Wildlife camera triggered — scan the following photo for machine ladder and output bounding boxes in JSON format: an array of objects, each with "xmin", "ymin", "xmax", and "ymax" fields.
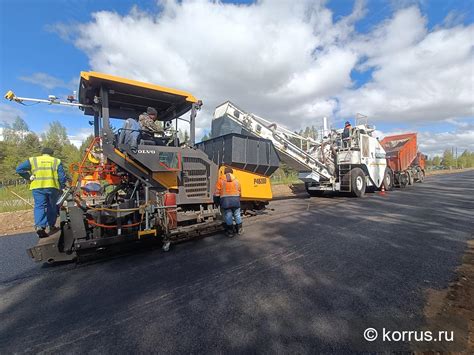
[{"xmin": 338, "ymin": 165, "xmax": 352, "ymax": 192}]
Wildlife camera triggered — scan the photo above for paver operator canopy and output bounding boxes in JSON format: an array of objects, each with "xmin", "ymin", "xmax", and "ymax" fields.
[
  {"xmin": 78, "ymin": 71, "xmax": 202, "ymax": 145},
  {"xmin": 79, "ymin": 71, "xmax": 199, "ymax": 121}
]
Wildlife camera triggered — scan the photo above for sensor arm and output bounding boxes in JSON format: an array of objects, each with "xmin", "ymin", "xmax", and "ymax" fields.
[{"xmin": 4, "ymin": 90, "xmax": 92, "ymax": 109}]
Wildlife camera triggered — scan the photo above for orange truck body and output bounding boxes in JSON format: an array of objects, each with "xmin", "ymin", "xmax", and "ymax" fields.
[{"xmin": 380, "ymin": 133, "xmax": 425, "ymax": 172}]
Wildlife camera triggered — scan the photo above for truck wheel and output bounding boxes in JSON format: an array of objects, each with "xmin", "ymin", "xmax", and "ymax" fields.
[
  {"xmin": 383, "ymin": 167, "xmax": 394, "ymax": 191},
  {"xmin": 399, "ymin": 173, "xmax": 408, "ymax": 188},
  {"xmin": 416, "ymin": 169, "xmax": 425, "ymax": 183},
  {"xmin": 407, "ymin": 171, "xmax": 414, "ymax": 186},
  {"xmin": 350, "ymin": 168, "xmax": 366, "ymax": 197}
]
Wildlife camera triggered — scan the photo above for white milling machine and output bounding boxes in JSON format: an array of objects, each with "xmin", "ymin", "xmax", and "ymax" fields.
[{"xmin": 213, "ymin": 102, "xmax": 392, "ymax": 197}]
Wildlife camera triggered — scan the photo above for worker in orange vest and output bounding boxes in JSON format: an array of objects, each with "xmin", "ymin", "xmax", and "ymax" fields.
[
  {"xmin": 214, "ymin": 167, "xmax": 243, "ymax": 237},
  {"xmin": 342, "ymin": 121, "xmax": 352, "ymax": 147}
]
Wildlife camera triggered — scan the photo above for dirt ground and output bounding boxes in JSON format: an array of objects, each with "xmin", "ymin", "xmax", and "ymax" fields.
[
  {"xmin": 414, "ymin": 239, "xmax": 474, "ymax": 352},
  {"xmin": 0, "ymin": 210, "xmax": 34, "ymax": 236}
]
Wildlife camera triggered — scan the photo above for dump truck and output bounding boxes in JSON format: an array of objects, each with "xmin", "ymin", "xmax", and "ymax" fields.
[
  {"xmin": 5, "ymin": 72, "xmax": 279, "ymax": 263},
  {"xmin": 212, "ymin": 101, "xmax": 392, "ymax": 197},
  {"xmin": 380, "ymin": 133, "xmax": 426, "ymax": 188}
]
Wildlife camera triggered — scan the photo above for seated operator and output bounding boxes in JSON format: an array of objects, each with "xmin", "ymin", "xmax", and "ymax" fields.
[{"xmin": 139, "ymin": 107, "xmax": 163, "ymax": 135}]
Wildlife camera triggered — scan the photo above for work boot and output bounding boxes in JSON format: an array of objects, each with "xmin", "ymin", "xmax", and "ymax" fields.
[
  {"xmin": 35, "ymin": 226, "xmax": 48, "ymax": 238},
  {"xmin": 225, "ymin": 225, "xmax": 235, "ymax": 238},
  {"xmin": 236, "ymin": 223, "xmax": 244, "ymax": 235},
  {"xmin": 48, "ymin": 226, "xmax": 61, "ymax": 236}
]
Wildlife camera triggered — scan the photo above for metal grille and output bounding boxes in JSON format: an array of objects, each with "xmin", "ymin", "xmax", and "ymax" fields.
[{"xmin": 182, "ymin": 157, "xmax": 210, "ymax": 198}]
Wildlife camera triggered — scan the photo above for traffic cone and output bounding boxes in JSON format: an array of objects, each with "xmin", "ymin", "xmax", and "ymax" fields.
[{"xmin": 379, "ymin": 184, "xmax": 386, "ymax": 196}]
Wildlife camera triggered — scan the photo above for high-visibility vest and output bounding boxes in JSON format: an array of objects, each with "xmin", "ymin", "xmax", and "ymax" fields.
[
  {"xmin": 28, "ymin": 154, "xmax": 60, "ymax": 190},
  {"xmin": 216, "ymin": 173, "xmax": 241, "ymax": 197}
]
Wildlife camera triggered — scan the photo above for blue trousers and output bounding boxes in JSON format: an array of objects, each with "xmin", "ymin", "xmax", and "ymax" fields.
[
  {"xmin": 32, "ymin": 188, "xmax": 60, "ymax": 228},
  {"xmin": 223, "ymin": 207, "xmax": 242, "ymax": 226}
]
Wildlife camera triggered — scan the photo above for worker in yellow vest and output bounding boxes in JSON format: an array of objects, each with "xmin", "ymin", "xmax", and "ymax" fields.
[{"xmin": 16, "ymin": 148, "xmax": 67, "ymax": 238}]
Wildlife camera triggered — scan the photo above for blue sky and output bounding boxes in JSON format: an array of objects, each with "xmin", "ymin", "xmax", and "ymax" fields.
[
  {"xmin": 0, "ymin": 0, "xmax": 473, "ymax": 155},
  {"xmin": 0, "ymin": 0, "xmax": 160, "ymax": 140}
]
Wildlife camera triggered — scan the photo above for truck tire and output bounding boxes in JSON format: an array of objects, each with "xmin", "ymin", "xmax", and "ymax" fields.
[
  {"xmin": 407, "ymin": 171, "xmax": 414, "ymax": 186},
  {"xmin": 350, "ymin": 168, "xmax": 366, "ymax": 198},
  {"xmin": 419, "ymin": 170, "xmax": 425, "ymax": 182},
  {"xmin": 399, "ymin": 173, "xmax": 408, "ymax": 188},
  {"xmin": 416, "ymin": 168, "xmax": 425, "ymax": 183},
  {"xmin": 383, "ymin": 167, "xmax": 394, "ymax": 191}
]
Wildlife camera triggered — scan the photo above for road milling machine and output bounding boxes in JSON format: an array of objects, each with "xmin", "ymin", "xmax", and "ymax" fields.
[
  {"xmin": 5, "ymin": 72, "xmax": 279, "ymax": 263},
  {"xmin": 212, "ymin": 102, "xmax": 393, "ymax": 197}
]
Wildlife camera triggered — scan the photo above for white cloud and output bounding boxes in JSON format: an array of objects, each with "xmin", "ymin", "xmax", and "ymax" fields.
[
  {"xmin": 340, "ymin": 6, "xmax": 474, "ymax": 122},
  {"xmin": 52, "ymin": 0, "xmax": 473, "ymax": 147},
  {"xmin": 19, "ymin": 72, "xmax": 78, "ymax": 91},
  {"xmin": 0, "ymin": 104, "xmax": 25, "ymax": 126},
  {"xmin": 417, "ymin": 130, "xmax": 474, "ymax": 157},
  {"xmin": 55, "ymin": 0, "xmax": 364, "ymax": 132},
  {"xmin": 68, "ymin": 127, "xmax": 94, "ymax": 148}
]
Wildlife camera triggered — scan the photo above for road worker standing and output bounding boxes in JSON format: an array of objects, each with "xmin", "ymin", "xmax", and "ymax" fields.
[
  {"xmin": 16, "ymin": 147, "xmax": 67, "ymax": 238},
  {"xmin": 214, "ymin": 167, "xmax": 243, "ymax": 237}
]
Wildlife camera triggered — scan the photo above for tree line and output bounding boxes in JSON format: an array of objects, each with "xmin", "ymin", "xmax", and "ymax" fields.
[
  {"xmin": 1, "ymin": 118, "xmax": 472, "ymax": 182},
  {"xmin": 425, "ymin": 149, "xmax": 474, "ymax": 169},
  {"xmin": 0, "ymin": 117, "xmax": 93, "ymax": 181}
]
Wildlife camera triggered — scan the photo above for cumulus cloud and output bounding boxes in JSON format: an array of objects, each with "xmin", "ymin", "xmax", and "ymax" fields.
[
  {"xmin": 341, "ymin": 6, "xmax": 474, "ymax": 122},
  {"xmin": 50, "ymin": 0, "xmax": 365, "ymax": 131},
  {"xmin": 68, "ymin": 127, "xmax": 94, "ymax": 148},
  {"xmin": 0, "ymin": 104, "xmax": 25, "ymax": 126},
  {"xmin": 50, "ymin": 0, "xmax": 473, "ymax": 143},
  {"xmin": 417, "ymin": 130, "xmax": 474, "ymax": 157},
  {"xmin": 19, "ymin": 72, "xmax": 78, "ymax": 91}
]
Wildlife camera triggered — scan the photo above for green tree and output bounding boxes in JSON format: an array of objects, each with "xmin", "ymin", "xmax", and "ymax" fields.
[
  {"xmin": 441, "ymin": 149, "xmax": 455, "ymax": 168},
  {"xmin": 41, "ymin": 121, "xmax": 80, "ymax": 176},
  {"xmin": 79, "ymin": 134, "xmax": 95, "ymax": 154},
  {"xmin": 201, "ymin": 133, "xmax": 210, "ymax": 141},
  {"xmin": 21, "ymin": 132, "xmax": 42, "ymax": 158},
  {"xmin": 3, "ymin": 117, "xmax": 28, "ymax": 143},
  {"xmin": 12, "ymin": 116, "xmax": 29, "ymax": 132},
  {"xmin": 41, "ymin": 121, "xmax": 69, "ymax": 150},
  {"xmin": 0, "ymin": 117, "xmax": 37, "ymax": 180},
  {"xmin": 0, "ymin": 118, "xmax": 88, "ymax": 181},
  {"xmin": 458, "ymin": 150, "xmax": 472, "ymax": 168},
  {"xmin": 432, "ymin": 156, "xmax": 441, "ymax": 166},
  {"xmin": 178, "ymin": 129, "xmax": 190, "ymax": 144}
]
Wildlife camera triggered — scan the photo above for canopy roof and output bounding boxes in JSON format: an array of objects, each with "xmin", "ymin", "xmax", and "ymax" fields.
[{"xmin": 79, "ymin": 71, "xmax": 198, "ymax": 121}]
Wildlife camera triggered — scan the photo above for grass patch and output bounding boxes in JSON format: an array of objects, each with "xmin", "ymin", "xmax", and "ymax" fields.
[
  {"xmin": 0, "ymin": 185, "xmax": 33, "ymax": 213},
  {"xmin": 270, "ymin": 167, "xmax": 301, "ymax": 186}
]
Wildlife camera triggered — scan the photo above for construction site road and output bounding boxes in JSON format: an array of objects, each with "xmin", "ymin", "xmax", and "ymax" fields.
[{"xmin": 0, "ymin": 171, "xmax": 473, "ymax": 353}]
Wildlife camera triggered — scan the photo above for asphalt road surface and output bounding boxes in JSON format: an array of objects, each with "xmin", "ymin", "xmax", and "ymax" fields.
[{"xmin": 1, "ymin": 171, "xmax": 473, "ymax": 353}]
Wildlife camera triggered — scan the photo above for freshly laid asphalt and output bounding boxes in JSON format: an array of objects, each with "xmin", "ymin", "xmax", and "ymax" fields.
[{"xmin": 0, "ymin": 171, "xmax": 473, "ymax": 353}]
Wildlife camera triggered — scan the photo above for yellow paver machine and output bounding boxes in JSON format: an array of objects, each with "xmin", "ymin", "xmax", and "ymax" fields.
[{"xmin": 6, "ymin": 72, "xmax": 279, "ymax": 263}]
